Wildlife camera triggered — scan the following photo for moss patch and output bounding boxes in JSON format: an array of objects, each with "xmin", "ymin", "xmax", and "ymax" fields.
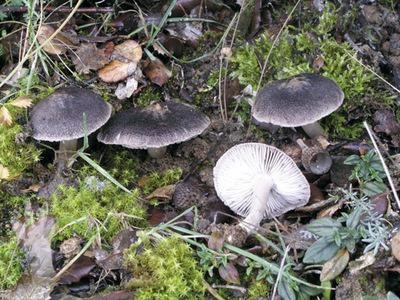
[
  {"xmin": 141, "ymin": 167, "xmax": 183, "ymax": 196},
  {"xmin": 0, "ymin": 124, "xmax": 41, "ymax": 178},
  {"xmin": 50, "ymin": 182, "xmax": 146, "ymax": 242},
  {"xmin": 124, "ymin": 235, "xmax": 205, "ymax": 300},
  {"xmin": 0, "ymin": 234, "xmax": 25, "ymax": 290}
]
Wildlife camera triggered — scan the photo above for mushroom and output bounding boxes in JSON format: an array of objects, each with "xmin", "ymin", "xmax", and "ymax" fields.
[
  {"xmin": 97, "ymin": 101, "xmax": 210, "ymax": 158},
  {"xmin": 213, "ymin": 143, "xmax": 310, "ymax": 232},
  {"xmin": 252, "ymin": 73, "xmax": 344, "ymax": 138},
  {"xmin": 296, "ymin": 139, "xmax": 332, "ymax": 175},
  {"xmin": 30, "ymin": 87, "xmax": 112, "ymax": 164}
]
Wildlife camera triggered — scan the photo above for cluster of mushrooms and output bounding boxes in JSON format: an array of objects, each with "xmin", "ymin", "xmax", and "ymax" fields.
[{"xmin": 29, "ymin": 73, "xmax": 344, "ymax": 234}]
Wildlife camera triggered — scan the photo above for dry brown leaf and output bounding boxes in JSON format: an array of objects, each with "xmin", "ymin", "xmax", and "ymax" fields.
[
  {"xmin": 218, "ymin": 263, "xmax": 240, "ymax": 284},
  {"xmin": 0, "ymin": 164, "xmax": 10, "ymax": 180},
  {"xmin": 349, "ymin": 252, "xmax": 376, "ymax": 275},
  {"xmin": 113, "ymin": 40, "xmax": 142, "ymax": 62},
  {"xmin": 72, "ymin": 43, "xmax": 110, "ymax": 74},
  {"xmin": 37, "ymin": 25, "xmax": 74, "ymax": 55},
  {"xmin": 21, "ymin": 183, "xmax": 42, "ymax": 193},
  {"xmin": 317, "ymin": 202, "xmax": 343, "ymax": 219},
  {"xmin": 392, "ymin": 233, "xmax": 400, "ymax": 261},
  {"xmin": 146, "ymin": 184, "xmax": 176, "ymax": 202},
  {"xmin": 320, "ymin": 248, "xmax": 349, "ymax": 282},
  {"xmin": 0, "ymin": 106, "xmax": 12, "ymax": 126},
  {"xmin": 98, "ymin": 60, "xmax": 137, "ymax": 83},
  {"xmin": 9, "ymin": 96, "xmax": 32, "ymax": 108},
  {"xmin": 143, "ymin": 58, "xmax": 171, "ymax": 86}
]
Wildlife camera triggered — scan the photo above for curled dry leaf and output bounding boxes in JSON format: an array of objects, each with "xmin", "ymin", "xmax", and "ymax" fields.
[
  {"xmin": 72, "ymin": 43, "xmax": 110, "ymax": 74},
  {"xmin": 391, "ymin": 232, "xmax": 400, "ymax": 262},
  {"xmin": 98, "ymin": 60, "xmax": 138, "ymax": 83},
  {"xmin": 115, "ymin": 75, "xmax": 139, "ymax": 100},
  {"xmin": 37, "ymin": 25, "xmax": 75, "ymax": 55},
  {"xmin": 9, "ymin": 96, "xmax": 32, "ymax": 108},
  {"xmin": 58, "ymin": 255, "xmax": 96, "ymax": 285},
  {"xmin": 208, "ymin": 230, "xmax": 225, "ymax": 251},
  {"xmin": 60, "ymin": 236, "xmax": 82, "ymax": 259},
  {"xmin": 320, "ymin": 248, "xmax": 349, "ymax": 282},
  {"xmin": 218, "ymin": 262, "xmax": 240, "ymax": 284},
  {"xmin": 349, "ymin": 251, "xmax": 376, "ymax": 275},
  {"xmin": 374, "ymin": 109, "xmax": 400, "ymax": 147},
  {"xmin": 0, "ymin": 164, "xmax": 10, "ymax": 180},
  {"xmin": 0, "ymin": 106, "xmax": 12, "ymax": 126},
  {"xmin": 112, "ymin": 40, "xmax": 143, "ymax": 63},
  {"xmin": 143, "ymin": 58, "xmax": 171, "ymax": 86},
  {"xmin": 145, "ymin": 184, "xmax": 176, "ymax": 202}
]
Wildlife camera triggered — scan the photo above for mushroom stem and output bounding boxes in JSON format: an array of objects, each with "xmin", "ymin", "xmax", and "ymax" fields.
[
  {"xmin": 240, "ymin": 176, "xmax": 274, "ymax": 233},
  {"xmin": 58, "ymin": 139, "xmax": 78, "ymax": 168},
  {"xmin": 301, "ymin": 122, "xmax": 325, "ymax": 139},
  {"xmin": 147, "ymin": 147, "xmax": 167, "ymax": 158}
]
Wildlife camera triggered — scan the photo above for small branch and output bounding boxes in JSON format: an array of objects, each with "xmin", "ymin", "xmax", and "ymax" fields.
[{"xmin": 0, "ymin": 6, "xmax": 114, "ymax": 14}]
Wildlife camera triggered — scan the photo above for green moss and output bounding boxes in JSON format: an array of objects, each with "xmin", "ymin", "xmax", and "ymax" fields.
[
  {"xmin": 0, "ymin": 234, "xmax": 25, "ymax": 291},
  {"xmin": 124, "ymin": 236, "xmax": 205, "ymax": 300},
  {"xmin": 246, "ymin": 280, "xmax": 269, "ymax": 300},
  {"xmin": 0, "ymin": 124, "xmax": 41, "ymax": 178},
  {"xmin": 135, "ymin": 87, "xmax": 161, "ymax": 108},
  {"xmin": 230, "ymin": 3, "xmax": 395, "ymax": 138},
  {"xmin": 50, "ymin": 182, "xmax": 146, "ymax": 242},
  {"xmin": 142, "ymin": 168, "xmax": 182, "ymax": 195}
]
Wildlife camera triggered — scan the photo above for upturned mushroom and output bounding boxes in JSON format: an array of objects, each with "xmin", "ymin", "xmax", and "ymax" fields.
[
  {"xmin": 97, "ymin": 101, "xmax": 210, "ymax": 158},
  {"xmin": 296, "ymin": 139, "xmax": 332, "ymax": 175},
  {"xmin": 30, "ymin": 87, "xmax": 112, "ymax": 164},
  {"xmin": 213, "ymin": 143, "xmax": 310, "ymax": 232},
  {"xmin": 252, "ymin": 73, "xmax": 344, "ymax": 138}
]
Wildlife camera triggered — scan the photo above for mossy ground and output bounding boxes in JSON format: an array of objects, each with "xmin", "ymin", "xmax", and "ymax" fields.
[
  {"xmin": 230, "ymin": 3, "xmax": 395, "ymax": 138},
  {"xmin": 124, "ymin": 235, "xmax": 205, "ymax": 300},
  {"xmin": 0, "ymin": 234, "xmax": 25, "ymax": 291}
]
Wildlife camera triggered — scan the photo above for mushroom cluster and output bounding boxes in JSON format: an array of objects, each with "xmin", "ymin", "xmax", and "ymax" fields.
[{"xmin": 213, "ymin": 143, "xmax": 310, "ymax": 232}]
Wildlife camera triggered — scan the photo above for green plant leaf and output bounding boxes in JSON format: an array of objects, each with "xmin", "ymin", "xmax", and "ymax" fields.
[
  {"xmin": 303, "ymin": 238, "xmax": 340, "ymax": 264},
  {"xmin": 307, "ymin": 218, "xmax": 342, "ymax": 237},
  {"xmin": 278, "ymin": 279, "xmax": 296, "ymax": 300},
  {"xmin": 344, "ymin": 155, "xmax": 361, "ymax": 165},
  {"xmin": 362, "ymin": 181, "xmax": 387, "ymax": 196},
  {"xmin": 346, "ymin": 208, "xmax": 362, "ymax": 229}
]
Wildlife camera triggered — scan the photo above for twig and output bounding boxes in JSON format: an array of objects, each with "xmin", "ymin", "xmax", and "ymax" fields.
[
  {"xmin": 0, "ymin": 6, "xmax": 113, "ymax": 13},
  {"xmin": 364, "ymin": 121, "xmax": 400, "ymax": 209},
  {"xmin": 271, "ymin": 245, "xmax": 290, "ymax": 299},
  {"xmin": 212, "ymin": 284, "xmax": 247, "ymax": 294},
  {"xmin": 204, "ymin": 280, "xmax": 226, "ymax": 300}
]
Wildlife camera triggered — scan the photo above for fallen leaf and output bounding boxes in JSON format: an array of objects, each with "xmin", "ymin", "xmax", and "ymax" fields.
[
  {"xmin": 98, "ymin": 60, "xmax": 138, "ymax": 83},
  {"xmin": 317, "ymin": 202, "xmax": 344, "ymax": 219},
  {"xmin": 349, "ymin": 251, "xmax": 376, "ymax": 275},
  {"xmin": 112, "ymin": 228, "xmax": 138, "ymax": 253},
  {"xmin": 13, "ymin": 216, "xmax": 56, "ymax": 278},
  {"xmin": 218, "ymin": 263, "xmax": 240, "ymax": 284},
  {"xmin": 3, "ymin": 275, "xmax": 52, "ymax": 300},
  {"xmin": 392, "ymin": 232, "xmax": 400, "ymax": 262},
  {"xmin": 143, "ymin": 58, "xmax": 171, "ymax": 86},
  {"xmin": 145, "ymin": 184, "xmax": 175, "ymax": 202},
  {"xmin": 58, "ymin": 255, "xmax": 96, "ymax": 284},
  {"xmin": 320, "ymin": 248, "xmax": 349, "ymax": 282},
  {"xmin": 283, "ymin": 226, "xmax": 317, "ymax": 250},
  {"xmin": 115, "ymin": 76, "xmax": 139, "ymax": 100},
  {"xmin": 72, "ymin": 43, "xmax": 110, "ymax": 74},
  {"xmin": 374, "ymin": 109, "xmax": 400, "ymax": 147},
  {"xmin": 0, "ymin": 106, "xmax": 12, "ymax": 126},
  {"xmin": 309, "ymin": 183, "xmax": 325, "ymax": 204},
  {"xmin": 312, "ymin": 55, "xmax": 325, "ymax": 71},
  {"xmin": 0, "ymin": 164, "xmax": 10, "ymax": 180},
  {"xmin": 9, "ymin": 96, "xmax": 32, "ymax": 108},
  {"xmin": 37, "ymin": 25, "xmax": 75, "ymax": 55},
  {"xmin": 112, "ymin": 40, "xmax": 142, "ymax": 62},
  {"xmin": 208, "ymin": 230, "xmax": 225, "ymax": 251}
]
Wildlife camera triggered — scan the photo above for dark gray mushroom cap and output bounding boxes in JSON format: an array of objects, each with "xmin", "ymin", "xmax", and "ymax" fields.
[
  {"xmin": 252, "ymin": 73, "xmax": 344, "ymax": 127},
  {"xmin": 97, "ymin": 101, "xmax": 210, "ymax": 149},
  {"xmin": 30, "ymin": 87, "xmax": 112, "ymax": 141}
]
